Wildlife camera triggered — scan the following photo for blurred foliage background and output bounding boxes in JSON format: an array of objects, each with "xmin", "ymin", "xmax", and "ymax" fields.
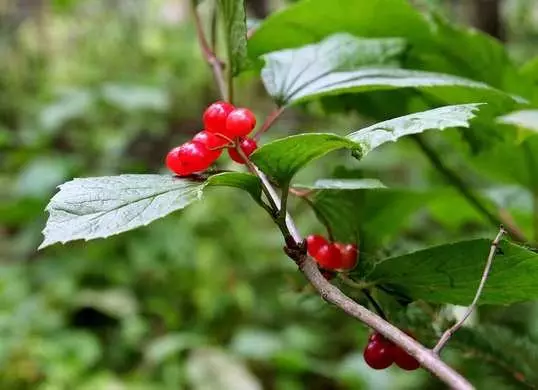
[{"xmin": 1, "ymin": 0, "xmax": 538, "ymax": 389}]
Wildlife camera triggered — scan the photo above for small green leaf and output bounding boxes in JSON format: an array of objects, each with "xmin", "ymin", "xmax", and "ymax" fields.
[
  {"xmin": 40, "ymin": 175, "xmax": 205, "ymax": 249},
  {"xmin": 207, "ymin": 172, "xmax": 262, "ymax": 203},
  {"xmin": 497, "ymin": 110, "xmax": 538, "ymax": 132},
  {"xmin": 347, "ymin": 103, "xmax": 483, "ymax": 155},
  {"xmin": 367, "ymin": 239, "xmax": 538, "ymax": 305},
  {"xmin": 250, "ymin": 133, "xmax": 360, "ymax": 185},
  {"xmin": 219, "ymin": 0, "xmax": 250, "ymax": 76}
]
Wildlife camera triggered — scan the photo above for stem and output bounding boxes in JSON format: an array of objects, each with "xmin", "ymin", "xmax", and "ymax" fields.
[
  {"xmin": 433, "ymin": 226, "xmax": 506, "ymax": 354},
  {"xmin": 413, "ymin": 134, "xmax": 526, "ymax": 243},
  {"xmin": 361, "ymin": 288, "xmax": 387, "ymax": 320},
  {"xmin": 279, "ymin": 182, "xmax": 290, "ymax": 225},
  {"xmin": 253, "ymin": 106, "xmax": 285, "ymax": 141},
  {"xmin": 190, "ymin": 0, "xmax": 228, "ymax": 101}
]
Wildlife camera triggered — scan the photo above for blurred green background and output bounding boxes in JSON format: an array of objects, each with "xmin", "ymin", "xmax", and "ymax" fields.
[{"xmin": 1, "ymin": 1, "xmax": 538, "ymax": 389}]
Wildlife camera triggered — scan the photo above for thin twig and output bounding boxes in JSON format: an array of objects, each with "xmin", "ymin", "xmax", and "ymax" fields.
[
  {"xmin": 361, "ymin": 288, "xmax": 387, "ymax": 320},
  {"xmin": 433, "ymin": 226, "xmax": 506, "ymax": 354},
  {"xmin": 190, "ymin": 0, "xmax": 228, "ymax": 101},
  {"xmin": 253, "ymin": 106, "xmax": 285, "ymax": 141},
  {"xmin": 413, "ymin": 134, "xmax": 526, "ymax": 244}
]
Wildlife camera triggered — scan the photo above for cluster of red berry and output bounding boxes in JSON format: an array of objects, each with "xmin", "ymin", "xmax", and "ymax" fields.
[
  {"xmin": 166, "ymin": 101, "xmax": 258, "ymax": 176},
  {"xmin": 364, "ymin": 332, "xmax": 420, "ymax": 371},
  {"xmin": 306, "ymin": 234, "xmax": 358, "ymax": 270}
]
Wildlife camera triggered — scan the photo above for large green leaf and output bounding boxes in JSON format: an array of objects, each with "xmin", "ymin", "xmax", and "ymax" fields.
[
  {"xmin": 250, "ymin": 133, "xmax": 360, "ymax": 185},
  {"xmin": 348, "ymin": 103, "xmax": 482, "ymax": 155},
  {"xmin": 219, "ymin": 0, "xmax": 250, "ymax": 76},
  {"xmin": 250, "ymin": 0, "xmax": 525, "ymax": 98},
  {"xmin": 260, "ymin": 34, "xmax": 505, "ymax": 107},
  {"xmin": 39, "ymin": 172, "xmax": 262, "ymax": 249},
  {"xmin": 367, "ymin": 239, "xmax": 538, "ymax": 305},
  {"xmin": 39, "ymin": 175, "xmax": 206, "ymax": 249},
  {"xmin": 249, "ymin": 0, "xmax": 431, "ymax": 58}
]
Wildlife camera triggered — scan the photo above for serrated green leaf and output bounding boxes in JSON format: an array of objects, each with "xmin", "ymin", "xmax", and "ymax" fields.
[
  {"xmin": 498, "ymin": 110, "xmax": 538, "ymax": 132},
  {"xmin": 260, "ymin": 34, "xmax": 504, "ymax": 107},
  {"xmin": 207, "ymin": 172, "xmax": 262, "ymax": 203},
  {"xmin": 250, "ymin": 133, "xmax": 360, "ymax": 185},
  {"xmin": 260, "ymin": 33, "xmax": 406, "ymax": 105},
  {"xmin": 348, "ymin": 104, "xmax": 483, "ymax": 155},
  {"xmin": 39, "ymin": 175, "xmax": 205, "ymax": 249},
  {"xmin": 219, "ymin": 0, "xmax": 249, "ymax": 76},
  {"xmin": 367, "ymin": 239, "xmax": 538, "ymax": 305}
]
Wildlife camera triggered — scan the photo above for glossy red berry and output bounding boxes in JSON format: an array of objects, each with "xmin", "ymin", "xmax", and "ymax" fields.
[
  {"xmin": 228, "ymin": 138, "xmax": 258, "ymax": 164},
  {"xmin": 165, "ymin": 142, "xmax": 216, "ymax": 176},
  {"xmin": 314, "ymin": 243, "xmax": 342, "ymax": 270},
  {"xmin": 306, "ymin": 234, "xmax": 328, "ymax": 257},
  {"xmin": 225, "ymin": 108, "xmax": 257, "ymax": 137},
  {"xmin": 393, "ymin": 346, "xmax": 420, "ymax": 371},
  {"xmin": 334, "ymin": 243, "xmax": 358, "ymax": 269},
  {"xmin": 368, "ymin": 332, "xmax": 386, "ymax": 344},
  {"xmin": 363, "ymin": 340, "xmax": 394, "ymax": 370},
  {"xmin": 203, "ymin": 101, "xmax": 235, "ymax": 134},
  {"xmin": 193, "ymin": 130, "xmax": 229, "ymax": 150}
]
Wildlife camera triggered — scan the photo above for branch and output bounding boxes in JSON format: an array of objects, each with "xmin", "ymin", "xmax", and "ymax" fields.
[
  {"xmin": 433, "ymin": 226, "xmax": 506, "ymax": 354},
  {"xmin": 412, "ymin": 134, "xmax": 526, "ymax": 243},
  {"xmin": 190, "ymin": 0, "xmax": 228, "ymax": 101},
  {"xmin": 253, "ymin": 106, "xmax": 285, "ymax": 141},
  {"xmin": 251, "ymin": 167, "xmax": 474, "ymax": 390}
]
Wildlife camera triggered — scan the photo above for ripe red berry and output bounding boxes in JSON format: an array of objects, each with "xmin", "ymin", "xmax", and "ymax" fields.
[
  {"xmin": 393, "ymin": 346, "xmax": 420, "ymax": 371},
  {"xmin": 203, "ymin": 101, "xmax": 235, "ymax": 134},
  {"xmin": 165, "ymin": 141, "xmax": 217, "ymax": 176},
  {"xmin": 368, "ymin": 332, "xmax": 386, "ymax": 344},
  {"xmin": 314, "ymin": 243, "xmax": 342, "ymax": 270},
  {"xmin": 228, "ymin": 138, "xmax": 258, "ymax": 164},
  {"xmin": 363, "ymin": 340, "xmax": 394, "ymax": 370},
  {"xmin": 306, "ymin": 234, "xmax": 328, "ymax": 257},
  {"xmin": 225, "ymin": 108, "xmax": 256, "ymax": 137},
  {"xmin": 334, "ymin": 243, "xmax": 358, "ymax": 269},
  {"xmin": 193, "ymin": 130, "xmax": 229, "ymax": 150}
]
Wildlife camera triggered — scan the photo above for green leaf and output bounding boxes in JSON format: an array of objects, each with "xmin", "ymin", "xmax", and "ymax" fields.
[
  {"xmin": 348, "ymin": 103, "xmax": 483, "ymax": 155},
  {"xmin": 219, "ymin": 0, "xmax": 249, "ymax": 76},
  {"xmin": 207, "ymin": 172, "xmax": 262, "ymax": 203},
  {"xmin": 367, "ymin": 239, "xmax": 538, "ymax": 305},
  {"xmin": 250, "ymin": 133, "xmax": 360, "ymax": 185},
  {"xmin": 300, "ymin": 178, "xmax": 387, "ymax": 190},
  {"xmin": 498, "ymin": 110, "xmax": 538, "ymax": 132},
  {"xmin": 249, "ymin": 0, "xmax": 431, "ymax": 58},
  {"xmin": 260, "ymin": 34, "xmax": 504, "ymax": 107},
  {"xmin": 310, "ymin": 184, "xmax": 430, "ymax": 245},
  {"xmin": 39, "ymin": 175, "xmax": 205, "ymax": 249}
]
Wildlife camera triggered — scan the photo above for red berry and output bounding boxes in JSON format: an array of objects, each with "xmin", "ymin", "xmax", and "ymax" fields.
[
  {"xmin": 203, "ymin": 101, "xmax": 235, "ymax": 134},
  {"xmin": 313, "ymin": 243, "xmax": 342, "ymax": 270},
  {"xmin": 363, "ymin": 340, "xmax": 394, "ymax": 370},
  {"xmin": 193, "ymin": 130, "xmax": 229, "ymax": 150},
  {"xmin": 165, "ymin": 141, "xmax": 217, "ymax": 176},
  {"xmin": 368, "ymin": 332, "xmax": 386, "ymax": 344},
  {"xmin": 228, "ymin": 138, "xmax": 258, "ymax": 164},
  {"xmin": 393, "ymin": 346, "xmax": 420, "ymax": 371},
  {"xmin": 306, "ymin": 234, "xmax": 328, "ymax": 257},
  {"xmin": 334, "ymin": 243, "xmax": 358, "ymax": 269},
  {"xmin": 225, "ymin": 108, "xmax": 256, "ymax": 137}
]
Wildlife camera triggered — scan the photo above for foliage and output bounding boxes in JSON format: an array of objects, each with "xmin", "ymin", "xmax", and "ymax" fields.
[{"xmin": 4, "ymin": 0, "xmax": 538, "ymax": 389}]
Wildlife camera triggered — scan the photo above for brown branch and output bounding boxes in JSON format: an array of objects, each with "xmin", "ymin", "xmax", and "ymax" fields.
[
  {"xmin": 253, "ymin": 106, "xmax": 285, "ymax": 141},
  {"xmin": 433, "ymin": 225, "xmax": 506, "ymax": 354},
  {"xmin": 252, "ymin": 167, "xmax": 474, "ymax": 390},
  {"xmin": 190, "ymin": 0, "xmax": 228, "ymax": 101}
]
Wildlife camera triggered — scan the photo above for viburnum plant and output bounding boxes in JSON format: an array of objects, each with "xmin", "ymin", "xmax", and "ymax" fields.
[{"xmin": 39, "ymin": 0, "xmax": 538, "ymax": 388}]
